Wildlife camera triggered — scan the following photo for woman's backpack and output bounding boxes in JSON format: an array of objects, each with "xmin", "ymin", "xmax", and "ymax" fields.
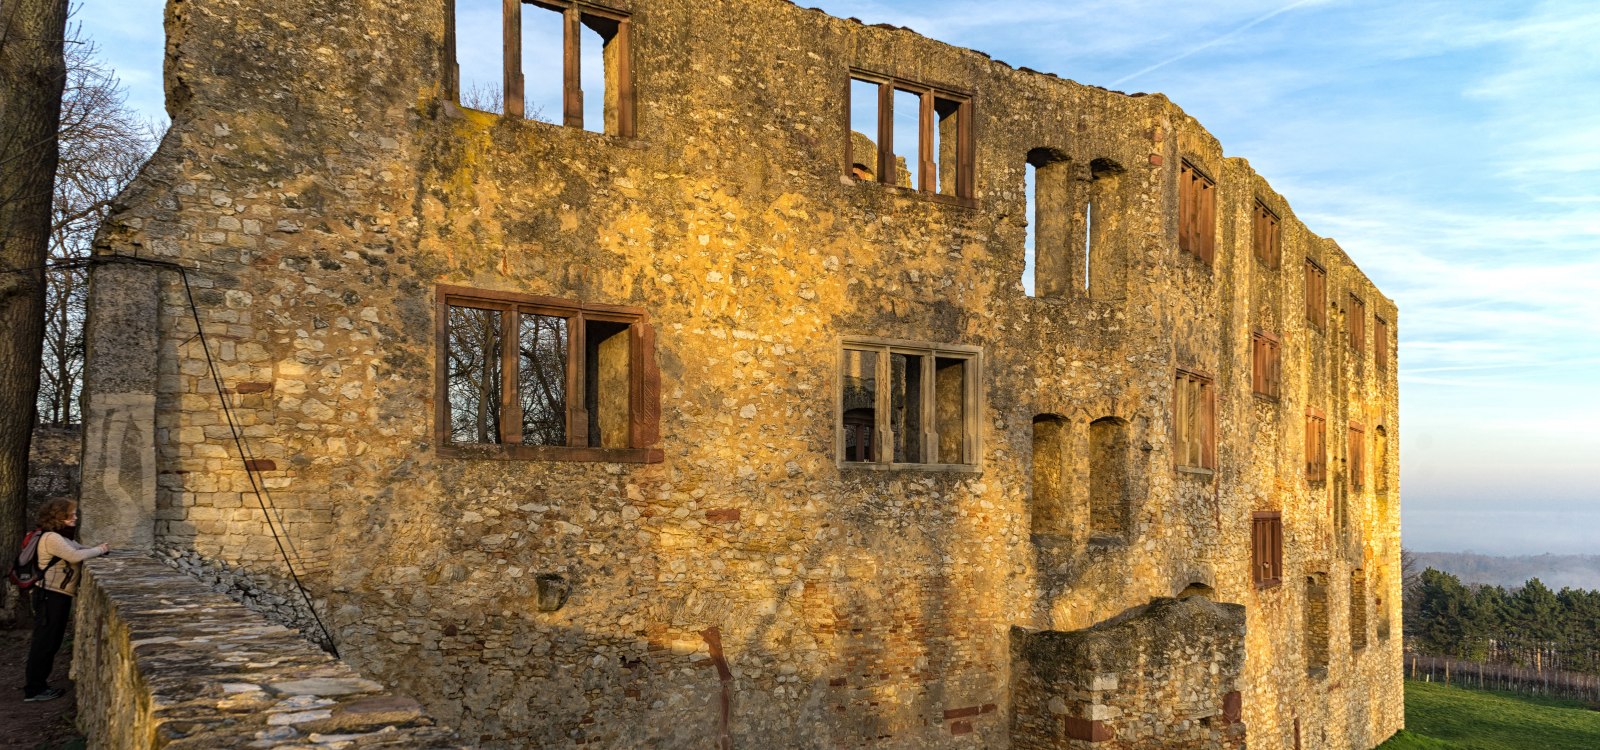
[{"xmin": 6, "ymin": 529, "xmax": 59, "ymax": 591}]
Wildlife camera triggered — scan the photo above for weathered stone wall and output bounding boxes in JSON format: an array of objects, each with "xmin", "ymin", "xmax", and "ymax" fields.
[
  {"xmin": 72, "ymin": 554, "xmax": 459, "ymax": 749},
  {"xmin": 27, "ymin": 425, "xmax": 80, "ymax": 519},
  {"xmin": 1010, "ymin": 596, "xmax": 1247, "ymax": 749},
  {"xmin": 83, "ymin": 0, "xmax": 1404, "ymax": 747}
]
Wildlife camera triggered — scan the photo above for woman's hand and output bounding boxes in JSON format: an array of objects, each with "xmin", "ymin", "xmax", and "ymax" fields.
[{"xmin": 98, "ymin": 543, "xmax": 111, "ymax": 554}]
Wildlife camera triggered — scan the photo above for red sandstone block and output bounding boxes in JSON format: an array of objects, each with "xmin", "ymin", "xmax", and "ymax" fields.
[
  {"xmin": 1065, "ymin": 717, "xmax": 1113, "ymax": 742},
  {"xmin": 950, "ymin": 721, "xmax": 973, "ymax": 735},
  {"xmin": 1149, "ymin": 154, "xmax": 1164, "ymax": 166},
  {"xmin": 705, "ymin": 508, "xmax": 741, "ymax": 523},
  {"xmin": 243, "ymin": 459, "xmax": 276, "ymax": 472},
  {"xmin": 1222, "ymin": 690, "xmax": 1242, "ymax": 724},
  {"xmin": 233, "ymin": 381, "xmax": 273, "ymax": 394},
  {"xmin": 829, "ymin": 677, "xmax": 847, "ymax": 687},
  {"xmin": 981, "ymin": 703, "xmax": 996, "ymax": 714},
  {"xmin": 943, "ymin": 705, "xmax": 982, "ymax": 720}
]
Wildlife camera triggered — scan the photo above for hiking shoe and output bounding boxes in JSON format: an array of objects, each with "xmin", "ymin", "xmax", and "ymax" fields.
[{"xmin": 24, "ymin": 687, "xmax": 64, "ymax": 702}]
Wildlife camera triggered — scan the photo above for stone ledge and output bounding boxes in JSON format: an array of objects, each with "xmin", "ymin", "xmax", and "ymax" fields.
[{"xmin": 72, "ymin": 554, "xmax": 463, "ymax": 749}]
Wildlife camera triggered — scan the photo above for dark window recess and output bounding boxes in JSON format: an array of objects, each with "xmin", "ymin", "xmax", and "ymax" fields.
[
  {"xmin": 1349, "ymin": 421, "xmax": 1366, "ymax": 490},
  {"xmin": 1306, "ymin": 574, "xmax": 1330, "ymax": 673},
  {"xmin": 1348, "ymin": 293, "xmax": 1366, "ymax": 353},
  {"xmin": 846, "ymin": 70, "xmax": 973, "ymax": 201},
  {"xmin": 1253, "ymin": 201, "xmax": 1281, "ymax": 269},
  {"xmin": 840, "ymin": 341, "xmax": 978, "ymax": 467},
  {"xmin": 1179, "ymin": 161, "xmax": 1216, "ymax": 263},
  {"xmin": 1252, "ymin": 330, "xmax": 1282, "ymax": 399},
  {"xmin": 437, "ymin": 285, "xmax": 660, "ymax": 462},
  {"xmin": 1252, "ymin": 511, "xmax": 1283, "ymax": 588},
  {"xmin": 1305, "ymin": 258, "xmax": 1327, "ymax": 328},
  {"xmin": 1374, "ymin": 316, "xmax": 1390, "ymax": 372},
  {"xmin": 1173, "ymin": 369, "xmax": 1216, "ymax": 470},
  {"xmin": 449, "ymin": 0, "xmax": 634, "ymax": 136}
]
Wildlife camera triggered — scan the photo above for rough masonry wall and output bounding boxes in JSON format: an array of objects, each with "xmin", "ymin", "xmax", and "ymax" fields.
[{"xmin": 86, "ymin": 0, "xmax": 1403, "ymax": 747}]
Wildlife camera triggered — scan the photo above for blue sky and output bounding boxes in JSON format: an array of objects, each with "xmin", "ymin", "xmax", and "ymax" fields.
[{"xmin": 83, "ymin": 1, "xmax": 1600, "ymax": 554}]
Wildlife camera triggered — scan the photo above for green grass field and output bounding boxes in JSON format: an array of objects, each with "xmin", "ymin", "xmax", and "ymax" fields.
[{"xmin": 1378, "ymin": 680, "xmax": 1600, "ymax": 749}]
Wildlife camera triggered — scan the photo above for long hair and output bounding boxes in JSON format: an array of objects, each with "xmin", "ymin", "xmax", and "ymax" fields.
[{"xmin": 37, "ymin": 499, "xmax": 77, "ymax": 535}]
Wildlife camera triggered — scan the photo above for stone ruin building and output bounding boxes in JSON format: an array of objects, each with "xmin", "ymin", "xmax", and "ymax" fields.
[{"xmin": 77, "ymin": 0, "xmax": 1403, "ymax": 747}]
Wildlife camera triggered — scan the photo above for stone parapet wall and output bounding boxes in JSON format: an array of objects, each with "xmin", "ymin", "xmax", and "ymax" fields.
[{"xmin": 72, "ymin": 554, "xmax": 460, "ymax": 749}]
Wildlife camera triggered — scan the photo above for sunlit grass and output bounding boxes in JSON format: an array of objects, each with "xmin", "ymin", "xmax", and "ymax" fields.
[{"xmin": 1377, "ymin": 679, "xmax": 1600, "ymax": 750}]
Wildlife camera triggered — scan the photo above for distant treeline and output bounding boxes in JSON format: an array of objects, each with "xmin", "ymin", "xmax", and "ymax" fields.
[
  {"xmin": 1413, "ymin": 552, "xmax": 1600, "ymax": 591},
  {"xmin": 1410, "ymin": 568, "xmax": 1600, "ymax": 675}
]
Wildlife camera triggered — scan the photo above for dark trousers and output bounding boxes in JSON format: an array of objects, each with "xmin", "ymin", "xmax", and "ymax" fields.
[{"xmin": 25, "ymin": 588, "xmax": 72, "ymax": 696}]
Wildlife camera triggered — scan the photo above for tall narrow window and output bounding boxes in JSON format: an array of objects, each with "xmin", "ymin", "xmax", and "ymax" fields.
[
  {"xmin": 1348, "ymin": 293, "xmax": 1366, "ymax": 353},
  {"xmin": 839, "ymin": 340, "xmax": 979, "ymax": 468},
  {"xmin": 1252, "ymin": 511, "xmax": 1283, "ymax": 588},
  {"xmin": 1179, "ymin": 161, "xmax": 1216, "ymax": 264},
  {"xmin": 1084, "ymin": 158, "xmax": 1126, "ymax": 300},
  {"xmin": 1025, "ymin": 149, "xmax": 1070, "ymax": 298},
  {"xmin": 453, "ymin": 0, "xmax": 634, "ymax": 136},
  {"xmin": 1374, "ymin": 316, "xmax": 1390, "ymax": 372},
  {"xmin": 1305, "ymin": 259, "xmax": 1327, "ymax": 328},
  {"xmin": 1305, "ymin": 408, "xmax": 1326, "ymax": 482},
  {"xmin": 1030, "ymin": 415, "xmax": 1068, "ymax": 537},
  {"xmin": 1173, "ymin": 369, "xmax": 1216, "ymax": 471},
  {"xmin": 1253, "ymin": 201, "xmax": 1281, "ymax": 269},
  {"xmin": 455, "ymin": 0, "xmax": 507, "ymax": 113},
  {"xmin": 1348, "ymin": 421, "xmax": 1366, "ymax": 490},
  {"xmin": 1374, "ymin": 426, "xmax": 1389, "ymax": 495},
  {"xmin": 1350, "ymin": 569, "xmax": 1369, "ymax": 651},
  {"xmin": 846, "ymin": 71, "xmax": 973, "ymax": 200},
  {"xmin": 1306, "ymin": 574, "xmax": 1330, "ymax": 674},
  {"xmin": 1252, "ymin": 330, "xmax": 1282, "ymax": 399},
  {"xmin": 437, "ymin": 286, "xmax": 660, "ymax": 462},
  {"xmin": 1089, "ymin": 417, "xmax": 1130, "ymax": 537}
]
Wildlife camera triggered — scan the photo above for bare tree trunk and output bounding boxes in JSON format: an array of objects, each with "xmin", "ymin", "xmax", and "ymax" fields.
[{"xmin": 0, "ymin": 0, "xmax": 69, "ymax": 625}]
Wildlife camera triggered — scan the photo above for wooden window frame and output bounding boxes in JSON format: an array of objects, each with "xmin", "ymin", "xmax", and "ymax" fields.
[
  {"xmin": 1304, "ymin": 258, "xmax": 1327, "ymax": 329},
  {"xmin": 1252, "ymin": 511, "xmax": 1284, "ymax": 588},
  {"xmin": 836, "ymin": 337, "xmax": 982, "ymax": 471},
  {"xmin": 1253, "ymin": 200, "xmax": 1281, "ymax": 269},
  {"xmin": 1251, "ymin": 329, "xmax": 1282, "ymax": 400},
  {"xmin": 1305, "ymin": 407, "xmax": 1327, "ymax": 482},
  {"xmin": 435, "ymin": 285, "xmax": 661, "ymax": 462},
  {"xmin": 1374, "ymin": 316, "xmax": 1390, "ymax": 372},
  {"xmin": 1179, "ymin": 161, "xmax": 1217, "ymax": 264},
  {"xmin": 844, "ymin": 69, "xmax": 975, "ymax": 205},
  {"xmin": 447, "ymin": 0, "xmax": 636, "ymax": 137},
  {"xmin": 1348, "ymin": 293, "xmax": 1366, "ymax": 353},
  {"xmin": 1173, "ymin": 368, "xmax": 1217, "ymax": 472},
  {"xmin": 1348, "ymin": 421, "xmax": 1366, "ymax": 490}
]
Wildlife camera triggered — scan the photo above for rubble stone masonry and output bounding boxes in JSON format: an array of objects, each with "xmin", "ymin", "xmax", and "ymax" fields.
[{"xmin": 83, "ymin": 0, "xmax": 1403, "ymax": 747}]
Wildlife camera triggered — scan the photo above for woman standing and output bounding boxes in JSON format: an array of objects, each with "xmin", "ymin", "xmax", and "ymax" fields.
[{"xmin": 23, "ymin": 499, "xmax": 109, "ymax": 702}]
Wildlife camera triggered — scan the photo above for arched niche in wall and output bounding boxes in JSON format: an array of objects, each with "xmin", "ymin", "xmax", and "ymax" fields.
[
  {"xmin": 1305, "ymin": 573, "xmax": 1330, "ymax": 675},
  {"xmin": 1089, "ymin": 416, "xmax": 1131, "ymax": 539},
  {"xmin": 1030, "ymin": 414, "xmax": 1070, "ymax": 537}
]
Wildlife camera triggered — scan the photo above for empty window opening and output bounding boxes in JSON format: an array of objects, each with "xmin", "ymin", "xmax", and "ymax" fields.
[
  {"xmin": 846, "ymin": 71, "xmax": 972, "ymax": 199},
  {"xmin": 1179, "ymin": 161, "xmax": 1216, "ymax": 264},
  {"xmin": 1253, "ymin": 201, "xmax": 1281, "ymax": 269},
  {"xmin": 839, "ymin": 341, "xmax": 978, "ymax": 467},
  {"xmin": 1252, "ymin": 512, "xmax": 1283, "ymax": 588},
  {"xmin": 1374, "ymin": 426, "xmax": 1389, "ymax": 495},
  {"xmin": 1305, "ymin": 574, "xmax": 1330, "ymax": 674},
  {"xmin": 1350, "ymin": 569, "xmax": 1369, "ymax": 650},
  {"xmin": 455, "ymin": 1, "xmax": 634, "ymax": 136},
  {"xmin": 454, "ymin": 0, "xmax": 505, "ymax": 113},
  {"xmin": 447, "ymin": 306, "xmax": 505, "ymax": 444},
  {"xmin": 1089, "ymin": 417, "xmax": 1130, "ymax": 537},
  {"xmin": 438, "ymin": 286, "xmax": 659, "ymax": 462},
  {"xmin": 1374, "ymin": 316, "xmax": 1390, "ymax": 372},
  {"xmin": 1084, "ymin": 158, "xmax": 1125, "ymax": 298},
  {"xmin": 1348, "ymin": 293, "xmax": 1366, "ymax": 353},
  {"xmin": 1173, "ymin": 369, "xmax": 1216, "ymax": 471},
  {"xmin": 891, "ymin": 88, "xmax": 921, "ymax": 189},
  {"xmin": 1252, "ymin": 330, "xmax": 1282, "ymax": 400},
  {"xmin": 1083, "ymin": 201, "xmax": 1093, "ymax": 291},
  {"xmin": 1025, "ymin": 149, "xmax": 1070, "ymax": 298},
  {"xmin": 1348, "ymin": 421, "xmax": 1366, "ymax": 491},
  {"xmin": 1305, "ymin": 258, "xmax": 1327, "ymax": 328},
  {"xmin": 1305, "ymin": 408, "xmax": 1327, "ymax": 482},
  {"xmin": 1030, "ymin": 415, "xmax": 1068, "ymax": 537}
]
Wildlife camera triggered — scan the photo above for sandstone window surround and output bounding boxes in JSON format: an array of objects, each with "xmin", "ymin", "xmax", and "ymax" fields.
[
  {"xmin": 1251, "ymin": 329, "xmax": 1282, "ymax": 400},
  {"xmin": 1172, "ymin": 368, "xmax": 1216, "ymax": 472},
  {"xmin": 845, "ymin": 70, "xmax": 974, "ymax": 204},
  {"xmin": 435, "ymin": 285, "xmax": 661, "ymax": 462},
  {"xmin": 1304, "ymin": 258, "xmax": 1327, "ymax": 329},
  {"xmin": 448, "ymin": 0, "xmax": 635, "ymax": 136},
  {"xmin": 1253, "ymin": 200, "xmax": 1281, "ymax": 269},
  {"xmin": 1304, "ymin": 407, "xmax": 1327, "ymax": 482},
  {"xmin": 1178, "ymin": 160, "xmax": 1217, "ymax": 264},
  {"xmin": 1252, "ymin": 511, "xmax": 1283, "ymax": 588},
  {"xmin": 837, "ymin": 338, "xmax": 981, "ymax": 470}
]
